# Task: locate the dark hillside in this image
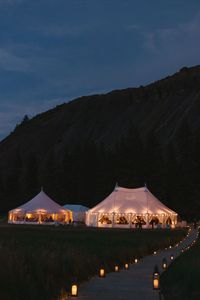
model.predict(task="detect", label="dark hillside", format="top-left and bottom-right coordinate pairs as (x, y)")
top-left (0, 65), bottom-right (200, 219)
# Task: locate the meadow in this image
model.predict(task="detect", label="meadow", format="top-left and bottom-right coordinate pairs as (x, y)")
top-left (161, 231), bottom-right (200, 300)
top-left (0, 224), bottom-right (185, 300)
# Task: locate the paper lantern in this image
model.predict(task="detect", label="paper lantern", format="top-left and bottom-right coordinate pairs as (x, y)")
top-left (99, 267), bottom-right (105, 278)
top-left (114, 265), bottom-right (119, 272)
top-left (162, 258), bottom-right (167, 270)
top-left (153, 265), bottom-right (160, 290)
top-left (71, 278), bottom-right (78, 297)
top-left (124, 263), bottom-right (129, 270)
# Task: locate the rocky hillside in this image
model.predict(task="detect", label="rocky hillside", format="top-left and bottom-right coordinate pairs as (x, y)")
top-left (0, 65), bottom-right (200, 218)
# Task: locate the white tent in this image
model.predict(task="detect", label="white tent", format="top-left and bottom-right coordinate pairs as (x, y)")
top-left (63, 204), bottom-right (89, 222)
top-left (8, 190), bottom-right (72, 225)
top-left (86, 185), bottom-right (177, 228)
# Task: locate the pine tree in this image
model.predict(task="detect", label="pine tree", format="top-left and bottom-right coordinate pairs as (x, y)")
top-left (115, 125), bottom-right (144, 187)
top-left (5, 150), bottom-right (23, 208)
top-left (23, 152), bottom-right (39, 199)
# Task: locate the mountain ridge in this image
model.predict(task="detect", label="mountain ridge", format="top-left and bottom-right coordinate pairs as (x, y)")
top-left (0, 65), bottom-right (200, 218)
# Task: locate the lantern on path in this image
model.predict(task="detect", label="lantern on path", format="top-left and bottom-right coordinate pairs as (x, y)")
top-left (71, 278), bottom-right (78, 297)
top-left (162, 258), bottom-right (167, 270)
top-left (99, 266), bottom-right (105, 278)
top-left (153, 265), bottom-right (160, 290)
top-left (170, 254), bottom-right (174, 261)
top-left (114, 264), bottom-right (119, 272)
top-left (124, 263), bottom-right (129, 270)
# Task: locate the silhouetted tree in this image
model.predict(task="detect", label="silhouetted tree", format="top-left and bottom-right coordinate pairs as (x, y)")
top-left (23, 152), bottom-right (39, 199)
top-left (5, 150), bottom-right (23, 208)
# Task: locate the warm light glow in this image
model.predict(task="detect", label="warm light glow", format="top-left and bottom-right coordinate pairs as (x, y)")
top-left (26, 213), bottom-right (32, 218)
top-left (153, 265), bottom-right (160, 290)
top-left (170, 254), bottom-right (174, 260)
top-left (114, 265), bottom-right (119, 272)
top-left (154, 251), bottom-right (157, 255)
top-left (169, 246), bottom-right (172, 249)
top-left (153, 273), bottom-right (160, 290)
top-left (134, 258), bottom-right (138, 263)
top-left (124, 263), bottom-right (129, 270)
top-left (162, 258), bottom-right (167, 270)
top-left (99, 268), bottom-right (105, 277)
top-left (153, 279), bottom-right (159, 289)
top-left (36, 209), bottom-right (46, 213)
top-left (71, 284), bottom-right (78, 297)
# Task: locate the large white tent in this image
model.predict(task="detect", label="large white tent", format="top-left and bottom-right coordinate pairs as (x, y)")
top-left (86, 185), bottom-right (177, 228)
top-left (63, 204), bottom-right (89, 222)
top-left (8, 190), bottom-right (72, 225)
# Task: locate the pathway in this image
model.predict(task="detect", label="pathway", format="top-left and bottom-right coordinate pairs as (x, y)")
top-left (70, 228), bottom-right (198, 300)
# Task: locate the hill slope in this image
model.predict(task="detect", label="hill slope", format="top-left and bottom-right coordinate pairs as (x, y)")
top-left (0, 65), bottom-right (200, 218)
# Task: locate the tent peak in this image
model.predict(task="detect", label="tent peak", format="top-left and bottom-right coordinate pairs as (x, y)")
top-left (114, 182), bottom-right (118, 190)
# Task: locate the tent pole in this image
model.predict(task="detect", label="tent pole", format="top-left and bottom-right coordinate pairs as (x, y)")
top-left (38, 213), bottom-right (42, 224)
top-left (129, 213), bottom-right (132, 228)
top-left (146, 213), bottom-right (149, 228)
top-left (162, 214), bottom-right (164, 228)
top-left (97, 213), bottom-right (99, 227)
top-left (112, 212), bottom-right (115, 228)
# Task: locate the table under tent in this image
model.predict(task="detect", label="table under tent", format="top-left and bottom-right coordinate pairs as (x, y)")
top-left (8, 189), bottom-right (72, 225)
top-left (86, 185), bottom-right (178, 229)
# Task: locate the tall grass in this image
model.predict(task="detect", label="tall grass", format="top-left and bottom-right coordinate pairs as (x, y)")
top-left (0, 225), bottom-right (185, 300)
top-left (161, 234), bottom-right (200, 300)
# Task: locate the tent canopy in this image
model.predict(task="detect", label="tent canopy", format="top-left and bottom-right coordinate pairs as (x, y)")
top-left (63, 204), bottom-right (89, 212)
top-left (63, 204), bottom-right (89, 222)
top-left (88, 186), bottom-right (177, 215)
top-left (9, 190), bottom-right (68, 214)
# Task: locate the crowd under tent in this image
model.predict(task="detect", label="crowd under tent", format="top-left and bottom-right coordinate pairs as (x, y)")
top-left (8, 190), bottom-right (72, 225)
top-left (86, 185), bottom-right (178, 229)
top-left (63, 204), bottom-right (89, 222)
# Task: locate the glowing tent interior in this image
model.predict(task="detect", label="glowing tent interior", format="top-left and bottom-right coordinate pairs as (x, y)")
top-left (8, 190), bottom-right (72, 225)
top-left (86, 185), bottom-right (177, 228)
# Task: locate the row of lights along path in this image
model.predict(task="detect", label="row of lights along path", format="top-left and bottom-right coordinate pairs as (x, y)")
top-left (65, 227), bottom-right (198, 300)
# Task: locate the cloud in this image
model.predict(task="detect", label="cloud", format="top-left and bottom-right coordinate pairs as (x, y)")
top-left (142, 11), bottom-right (200, 56)
top-left (34, 24), bottom-right (90, 38)
top-left (126, 24), bottom-right (141, 31)
top-left (0, 0), bottom-right (23, 5)
top-left (0, 48), bottom-right (30, 72)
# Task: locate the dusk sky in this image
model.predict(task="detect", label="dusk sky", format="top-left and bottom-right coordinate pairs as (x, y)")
top-left (0, 0), bottom-right (200, 139)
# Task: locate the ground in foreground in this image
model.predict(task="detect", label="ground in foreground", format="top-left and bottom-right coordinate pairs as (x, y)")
top-left (0, 224), bottom-right (185, 300)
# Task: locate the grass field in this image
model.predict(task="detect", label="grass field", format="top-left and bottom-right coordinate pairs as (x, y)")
top-left (0, 224), bottom-right (185, 300)
top-left (160, 231), bottom-right (200, 300)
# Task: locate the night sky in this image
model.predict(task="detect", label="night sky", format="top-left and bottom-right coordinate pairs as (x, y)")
top-left (0, 0), bottom-right (200, 139)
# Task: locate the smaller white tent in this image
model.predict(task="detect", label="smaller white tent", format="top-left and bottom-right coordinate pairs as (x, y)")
top-left (63, 204), bottom-right (89, 222)
top-left (8, 190), bottom-right (72, 225)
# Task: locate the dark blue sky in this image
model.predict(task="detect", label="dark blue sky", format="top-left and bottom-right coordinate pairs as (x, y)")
top-left (0, 0), bottom-right (200, 139)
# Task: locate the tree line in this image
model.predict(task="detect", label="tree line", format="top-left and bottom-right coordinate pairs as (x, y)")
top-left (0, 120), bottom-right (199, 220)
